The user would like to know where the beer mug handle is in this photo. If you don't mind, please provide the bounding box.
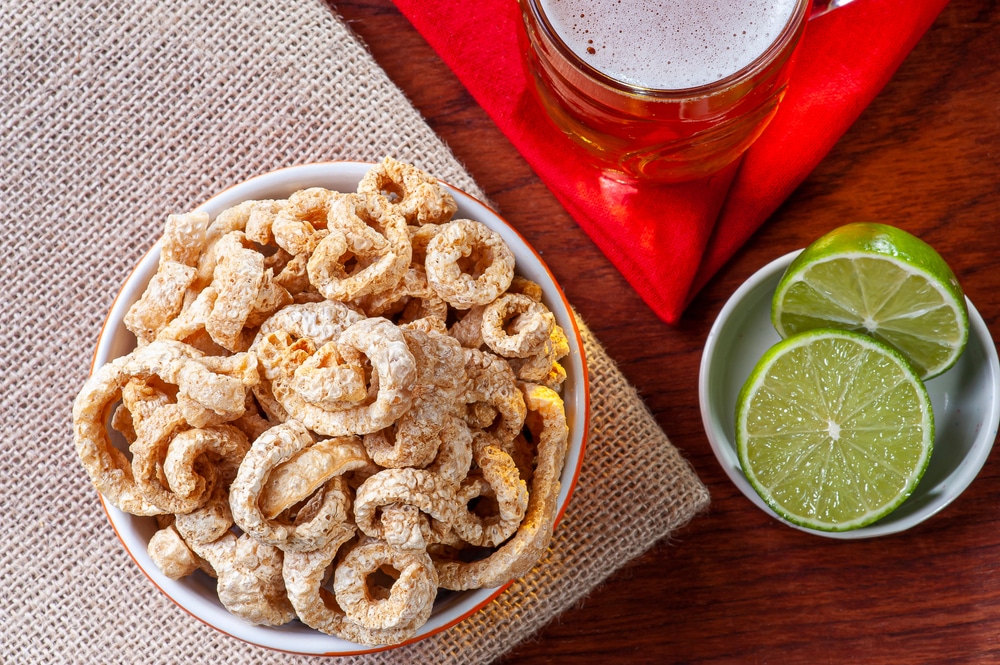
[810,0,858,19]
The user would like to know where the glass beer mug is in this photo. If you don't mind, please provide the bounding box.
[517,0,811,182]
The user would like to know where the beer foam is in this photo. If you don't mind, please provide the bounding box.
[539,0,798,90]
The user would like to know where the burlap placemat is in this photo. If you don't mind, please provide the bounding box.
[0,1,710,662]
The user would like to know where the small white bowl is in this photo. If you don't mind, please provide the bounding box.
[699,250,1000,539]
[90,162,590,654]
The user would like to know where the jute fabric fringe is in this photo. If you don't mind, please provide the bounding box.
[0,0,710,662]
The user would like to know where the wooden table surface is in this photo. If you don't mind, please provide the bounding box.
[333,1,1000,662]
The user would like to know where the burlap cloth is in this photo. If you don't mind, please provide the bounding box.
[0,1,710,662]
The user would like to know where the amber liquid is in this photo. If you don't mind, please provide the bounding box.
[518,0,810,182]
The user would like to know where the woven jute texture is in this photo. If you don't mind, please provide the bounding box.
[0,0,710,662]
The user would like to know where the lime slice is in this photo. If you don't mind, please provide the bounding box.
[736,328,934,532]
[772,222,968,380]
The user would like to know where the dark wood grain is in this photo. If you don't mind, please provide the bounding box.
[332,1,1000,662]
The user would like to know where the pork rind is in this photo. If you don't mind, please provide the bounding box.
[353,468,461,551]
[358,156,457,226]
[425,219,515,309]
[147,524,210,580]
[451,432,529,548]
[333,539,438,630]
[272,188,338,256]
[262,317,419,437]
[72,158,575,646]
[132,422,249,515]
[229,421,364,553]
[307,193,411,302]
[481,293,555,358]
[73,340,257,516]
[283,533,431,646]
[124,260,198,346]
[434,383,569,590]
[362,327,466,468]
[191,532,297,626]
[205,232,291,352]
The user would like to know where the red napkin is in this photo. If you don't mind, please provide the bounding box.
[390,0,950,323]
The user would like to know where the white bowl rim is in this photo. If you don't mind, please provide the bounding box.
[699,249,1000,539]
[88,160,591,654]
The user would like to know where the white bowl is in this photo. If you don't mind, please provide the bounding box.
[699,250,1000,539]
[90,162,590,654]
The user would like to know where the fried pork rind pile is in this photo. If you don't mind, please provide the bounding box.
[72,157,571,646]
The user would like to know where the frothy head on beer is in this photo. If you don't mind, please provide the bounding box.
[539,0,799,90]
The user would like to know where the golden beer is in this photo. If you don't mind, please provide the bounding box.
[518,0,810,182]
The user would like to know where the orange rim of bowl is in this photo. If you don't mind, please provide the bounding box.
[88,161,590,655]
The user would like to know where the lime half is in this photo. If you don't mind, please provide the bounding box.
[736,329,934,532]
[772,223,968,380]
